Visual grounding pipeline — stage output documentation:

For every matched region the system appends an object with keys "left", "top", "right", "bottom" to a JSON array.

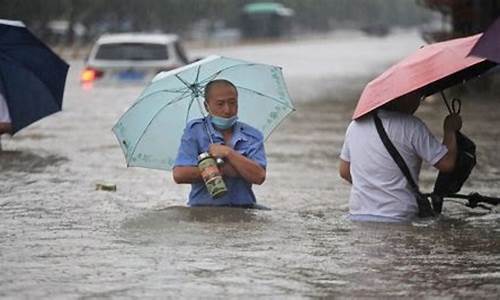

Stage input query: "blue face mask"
[{"left": 211, "top": 115, "right": 238, "bottom": 130}]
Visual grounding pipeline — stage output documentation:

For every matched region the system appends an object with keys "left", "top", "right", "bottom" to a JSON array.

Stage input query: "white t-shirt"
[
  {"left": 0, "top": 92, "right": 11, "bottom": 123},
  {"left": 340, "top": 110, "right": 447, "bottom": 221}
]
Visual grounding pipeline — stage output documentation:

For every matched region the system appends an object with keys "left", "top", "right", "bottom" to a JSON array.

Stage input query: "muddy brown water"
[{"left": 1, "top": 29, "right": 500, "bottom": 298}]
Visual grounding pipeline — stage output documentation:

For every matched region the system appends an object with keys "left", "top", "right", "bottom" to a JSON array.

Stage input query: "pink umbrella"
[{"left": 353, "top": 34, "right": 496, "bottom": 120}]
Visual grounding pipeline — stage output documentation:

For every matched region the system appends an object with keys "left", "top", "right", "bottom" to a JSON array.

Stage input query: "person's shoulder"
[
  {"left": 185, "top": 118, "right": 205, "bottom": 130},
  {"left": 238, "top": 121, "right": 264, "bottom": 140},
  {"left": 403, "top": 113, "right": 426, "bottom": 128},
  {"left": 347, "top": 116, "right": 367, "bottom": 132},
  {"left": 379, "top": 109, "right": 424, "bottom": 127}
]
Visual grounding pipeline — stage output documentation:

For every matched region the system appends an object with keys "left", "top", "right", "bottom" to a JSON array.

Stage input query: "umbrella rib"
[
  {"left": 189, "top": 63, "right": 286, "bottom": 103},
  {"left": 168, "top": 90, "right": 198, "bottom": 106},
  {"left": 175, "top": 73, "right": 206, "bottom": 98},
  {"left": 114, "top": 88, "right": 189, "bottom": 131},
  {"left": 197, "top": 63, "right": 260, "bottom": 86},
  {"left": 235, "top": 85, "right": 295, "bottom": 110},
  {"left": 127, "top": 90, "right": 191, "bottom": 162},
  {"left": 175, "top": 74, "right": 192, "bottom": 89},
  {"left": 194, "top": 64, "right": 202, "bottom": 84},
  {"left": 197, "top": 72, "right": 222, "bottom": 88},
  {"left": 185, "top": 95, "right": 196, "bottom": 125},
  {"left": 136, "top": 87, "right": 188, "bottom": 102}
]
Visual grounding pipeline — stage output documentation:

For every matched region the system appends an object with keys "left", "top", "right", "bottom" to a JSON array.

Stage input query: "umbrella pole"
[
  {"left": 195, "top": 96, "right": 225, "bottom": 165},
  {"left": 202, "top": 118, "right": 215, "bottom": 145},
  {"left": 440, "top": 91, "right": 453, "bottom": 114},
  {"left": 194, "top": 97, "right": 214, "bottom": 144}
]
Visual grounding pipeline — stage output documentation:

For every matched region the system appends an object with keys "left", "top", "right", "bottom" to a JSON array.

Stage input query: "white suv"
[{"left": 81, "top": 33, "right": 189, "bottom": 84}]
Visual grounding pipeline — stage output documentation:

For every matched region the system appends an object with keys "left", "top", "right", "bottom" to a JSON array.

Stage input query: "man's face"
[{"left": 205, "top": 84, "right": 238, "bottom": 118}]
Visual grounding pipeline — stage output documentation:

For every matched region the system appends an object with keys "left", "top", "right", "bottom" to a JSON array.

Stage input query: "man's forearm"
[
  {"left": 443, "top": 130, "right": 457, "bottom": 159},
  {"left": 439, "top": 130, "right": 458, "bottom": 172},
  {"left": 221, "top": 162, "right": 240, "bottom": 177},
  {"left": 172, "top": 166, "right": 202, "bottom": 184},
  {"left": 226, "top": 151, "right": 266, "bottom": 185},
  {"left": 437, "top": 113, "right": 462, "bottom": 172}
]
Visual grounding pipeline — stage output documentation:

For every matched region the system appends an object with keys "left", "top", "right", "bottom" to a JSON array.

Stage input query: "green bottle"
[{"left": 197, "top": 152, "right": 228, "bottom": 199}]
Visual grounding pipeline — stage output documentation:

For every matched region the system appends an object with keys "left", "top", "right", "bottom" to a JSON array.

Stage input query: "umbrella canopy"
[
  {"left": 0, "top": 19, "right": 69, "bottom": 134},
  {"left": 112, "top": 55, "right": 294, "bottom": 170},
  {"left": 353, "top": 34, "right": 496, "bottom": 120},
  {"left": 469, "top": 17, "right": 500, "bottom": 63}
]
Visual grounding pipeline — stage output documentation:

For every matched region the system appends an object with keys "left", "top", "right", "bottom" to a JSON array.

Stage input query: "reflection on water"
[
  {"left": 0, "top": 150, "right": 67, "bottom": 173},
  {"left": 123, "top": 206, "right": 269, "bottom": 229},
  {"left": 1, "top": 30, "right": 500, "bottom": 298}
]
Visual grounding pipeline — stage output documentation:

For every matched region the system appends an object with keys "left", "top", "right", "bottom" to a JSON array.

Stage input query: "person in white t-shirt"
[{"left": 339, "top": 92, "right": 462, "bottom": 222}]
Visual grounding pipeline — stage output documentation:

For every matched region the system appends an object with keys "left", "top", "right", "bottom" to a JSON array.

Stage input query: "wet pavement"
[{"left": 1, "top": 29, "right": 500, "bottom": 298}]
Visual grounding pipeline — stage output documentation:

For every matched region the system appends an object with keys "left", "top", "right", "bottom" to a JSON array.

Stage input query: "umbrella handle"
[{"left": 451, "top": 98, "right": 461, "bottom": 114}]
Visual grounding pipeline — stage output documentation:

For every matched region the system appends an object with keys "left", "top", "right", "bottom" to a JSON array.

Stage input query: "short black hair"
[{"left": 204, "top": 79, "right": 238, "bottom": 102}]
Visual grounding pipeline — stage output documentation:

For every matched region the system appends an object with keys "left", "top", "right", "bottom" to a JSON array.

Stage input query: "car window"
[{"left": 95, "top": 43, "right": 169, "bottom": 60}]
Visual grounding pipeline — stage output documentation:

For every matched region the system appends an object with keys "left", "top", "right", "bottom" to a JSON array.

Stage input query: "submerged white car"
[{"left": 81, "top": 33, "right": 190, "bottom": 84}]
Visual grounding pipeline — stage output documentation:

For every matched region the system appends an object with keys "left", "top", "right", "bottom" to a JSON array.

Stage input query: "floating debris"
[{"left": 95, "top": 182, "right": 117, "bottom": 192}]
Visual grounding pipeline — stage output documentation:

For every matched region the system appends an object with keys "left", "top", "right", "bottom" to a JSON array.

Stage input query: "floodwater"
[{"left": 1, "top": 29, "right": 500, "bottom": 298}]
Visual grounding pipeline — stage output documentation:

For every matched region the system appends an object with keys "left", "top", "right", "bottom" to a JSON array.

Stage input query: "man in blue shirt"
[{"left": 173, "top": 79, "right": 267, "bottom": 207}]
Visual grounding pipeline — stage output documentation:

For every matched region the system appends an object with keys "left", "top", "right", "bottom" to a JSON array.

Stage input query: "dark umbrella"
[
  {"left": 0, "top": 19, "right": 69, "bottom": 134},
  {"left": 469, "top": 17, "right": 500, "bottom": 63}
]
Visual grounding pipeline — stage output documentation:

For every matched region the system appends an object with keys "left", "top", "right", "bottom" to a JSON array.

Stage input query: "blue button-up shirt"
[{"left": 174, "top": 117, "right": 267, "bottom": 206}]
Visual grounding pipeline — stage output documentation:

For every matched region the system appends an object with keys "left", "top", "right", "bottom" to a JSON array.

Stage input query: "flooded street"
[{"left": 1, "top": 29, "right": 500, "bottom": 298}]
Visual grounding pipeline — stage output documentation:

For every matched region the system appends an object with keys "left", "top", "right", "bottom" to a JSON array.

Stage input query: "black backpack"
[{"left": 431, "top": 131, "right": 477, "bottom": 213}]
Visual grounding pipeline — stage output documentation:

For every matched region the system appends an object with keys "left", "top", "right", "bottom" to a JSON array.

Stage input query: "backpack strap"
[
  {"left": 373, "top": 112, "right": 419, "bottom": 192},
  {"left": 373, "top": 111, "right": 434, "bottom": 217}
]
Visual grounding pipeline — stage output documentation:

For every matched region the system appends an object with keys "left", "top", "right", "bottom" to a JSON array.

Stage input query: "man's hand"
[
  {"left": 208, "top": 143, "right": 265, "bottom": 185},
  {"left": 339, "top": 159, "right": 352, "bottom": 184},
  {"left": 444, "top": 113, "right": 462, "bottom": 132},
  {"left": 209, "top": 144, "right": 233, "bottom": 158},
  {"left": 435, "top": 113, "right": 462, "bottom": 173}
]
